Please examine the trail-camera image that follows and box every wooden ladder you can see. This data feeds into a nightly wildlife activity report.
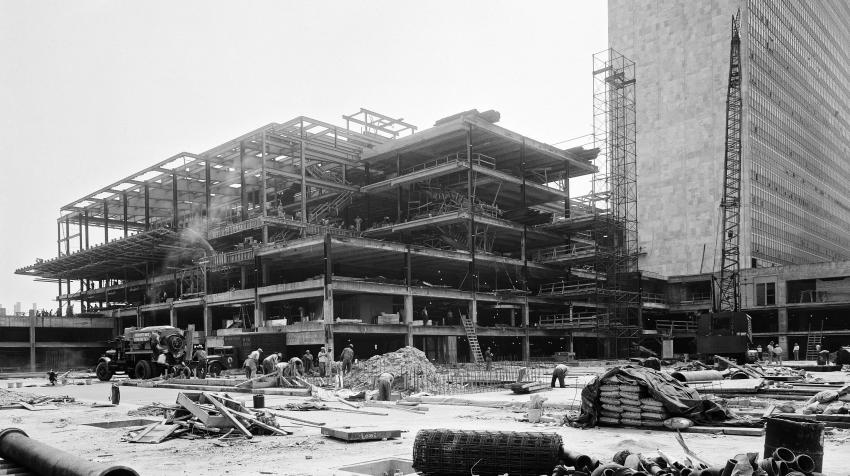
[804,321,824,361]
[461,315,484,363]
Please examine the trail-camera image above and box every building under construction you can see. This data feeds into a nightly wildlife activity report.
[16,51,648,363]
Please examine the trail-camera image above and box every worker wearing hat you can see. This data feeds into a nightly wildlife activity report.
[243,347,262,379]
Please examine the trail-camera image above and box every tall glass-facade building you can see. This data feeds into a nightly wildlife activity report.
[609,0,850,276]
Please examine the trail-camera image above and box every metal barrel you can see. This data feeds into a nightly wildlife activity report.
[0,428,138,476]
[764,417,824,472]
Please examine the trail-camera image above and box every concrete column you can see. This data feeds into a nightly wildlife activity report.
[777,308,788,354]
[323,284,335,359]
[254,303,265,328]
[509,308,516,327]
[261,262,270,285]
[444,336,458,364]
[323,285,334,323]
[404,294,414,347]
[468,299,477,325]
[203,305,213,335]
[169,306,177,327]
[29,313,36,371]
[240,267,247,289]
[521,303,530,362]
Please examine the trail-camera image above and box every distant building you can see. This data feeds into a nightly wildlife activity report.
[609,0,850,276]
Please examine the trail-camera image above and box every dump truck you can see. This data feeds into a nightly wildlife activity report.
[95,325,187,381]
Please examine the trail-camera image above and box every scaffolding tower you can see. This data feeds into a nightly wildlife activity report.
[591,49,641,356]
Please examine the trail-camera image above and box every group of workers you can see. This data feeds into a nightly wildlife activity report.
[241,343,357,380]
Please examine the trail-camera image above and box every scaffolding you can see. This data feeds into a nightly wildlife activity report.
[591,49,641,355]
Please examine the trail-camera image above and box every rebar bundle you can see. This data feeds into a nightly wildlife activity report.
[412,429,562,476]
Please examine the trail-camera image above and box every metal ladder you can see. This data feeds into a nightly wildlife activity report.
[461,315,484,363]
[805,321,824,361]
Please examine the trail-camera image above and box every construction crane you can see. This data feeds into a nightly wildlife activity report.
[697,11,753,363]
[716,9,743,313]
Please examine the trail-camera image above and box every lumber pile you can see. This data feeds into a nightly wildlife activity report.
[510,381,549,394]
[125,392,291,444]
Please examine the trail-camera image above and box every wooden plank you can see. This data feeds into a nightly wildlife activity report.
[224,409,292,436]
[202,392,252,438]
[235,373,271,388]
[262,409,325,427]
[15,402,57,411]
[684,426,763,437]
[130,421,179,443]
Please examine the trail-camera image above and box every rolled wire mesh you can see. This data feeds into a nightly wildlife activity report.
[412,429,562,475]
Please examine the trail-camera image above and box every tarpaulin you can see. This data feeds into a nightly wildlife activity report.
[570,365,732,428]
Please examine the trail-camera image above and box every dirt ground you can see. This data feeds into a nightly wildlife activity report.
[0,377,848,476]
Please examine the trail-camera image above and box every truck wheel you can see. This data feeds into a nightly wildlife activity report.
[95,362,113,382]
[134,360,150,380]
[208,362,223,377]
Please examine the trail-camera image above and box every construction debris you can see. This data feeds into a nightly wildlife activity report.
[124,392,291,444]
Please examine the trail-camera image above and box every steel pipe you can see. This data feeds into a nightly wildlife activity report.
[0,428,138,476]
[669,370,725,382]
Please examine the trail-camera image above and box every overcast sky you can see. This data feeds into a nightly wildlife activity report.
[0,1,607,312]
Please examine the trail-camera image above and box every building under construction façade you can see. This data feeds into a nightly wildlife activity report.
[16,55,645,364]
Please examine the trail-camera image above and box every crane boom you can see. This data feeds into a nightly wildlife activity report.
[717,11,742,313]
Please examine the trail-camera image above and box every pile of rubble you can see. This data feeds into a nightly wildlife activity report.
[346,346,439,391]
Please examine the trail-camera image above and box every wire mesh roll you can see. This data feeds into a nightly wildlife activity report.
[412,429,562,476]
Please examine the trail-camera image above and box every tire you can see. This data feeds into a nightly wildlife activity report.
[208,362,223,377]
[134,360,151,380]
[95,362,113,382]
[167,335,185,352]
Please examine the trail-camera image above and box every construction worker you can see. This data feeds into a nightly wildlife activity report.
[47,369,57,386]
[156,350,170,378]
[192,345,208,378]
[793,342,800,361]
[767,342,775,364]
[484,347,494,371]
[302,349,314,374]
[318,346,329,377]
[773,343,783,365]
[284,357,304,378]
[262,352,281,375]
[275,360,289,377]
[376,372,394,401]
[340,344,354,375]
[243,347,262,379]
[551,364,569,388]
